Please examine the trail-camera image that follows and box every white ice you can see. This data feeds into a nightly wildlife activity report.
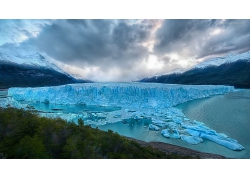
[149,124,160,131]
[181,135,203,145]
[8,83,234,109]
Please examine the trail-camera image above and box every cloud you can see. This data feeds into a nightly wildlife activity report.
[0,20,51,45]
[30,19,158,70]
[153,19,250,60]
[1,19,250,81]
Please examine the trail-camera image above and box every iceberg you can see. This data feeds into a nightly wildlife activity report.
[149,124,160,131]
[161,129,180,139]
[184,125,244,150]
[161,129,170,138]
[181,135,203,145]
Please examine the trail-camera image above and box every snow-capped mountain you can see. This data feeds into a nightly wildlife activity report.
[0,50,91,88]
[140,50,250,88]
[194,50,250,69]
[0,51,67,75]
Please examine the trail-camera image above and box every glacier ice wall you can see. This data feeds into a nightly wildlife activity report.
[8,83,234,109]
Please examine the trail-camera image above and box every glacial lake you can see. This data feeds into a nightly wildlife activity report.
[1,88,250,158]
[96,89,250,159]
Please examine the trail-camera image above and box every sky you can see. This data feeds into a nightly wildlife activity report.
[0,19,250,82]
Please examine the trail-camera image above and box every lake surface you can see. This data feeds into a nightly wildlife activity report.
[0,90,8,97]
[97,89,250,158]
[1,88,250,158]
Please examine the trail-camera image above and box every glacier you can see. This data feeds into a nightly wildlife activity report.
[8,82,234,108]
[2,82,245,151]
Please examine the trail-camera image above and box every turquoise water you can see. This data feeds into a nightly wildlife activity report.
[96,89,250,159]
[0,90,7,98]
[176,89,250,158]
[29,102,121,114]
[2,89,250,158]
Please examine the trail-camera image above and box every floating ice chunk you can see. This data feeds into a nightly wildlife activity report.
[149,124,160,131]
[154,123,167,127]
[161,129,180,139]
[193,120,205,126]
[185,129,202,137]
[218,133,228,138]
[152,119,165,124]
[161,129,170,138]
[184,126,244,150]
[181,135,203,145]
[172,116,182,124]
[0,98,11,107]
[166,122,179,129]
[200,134,244,151]
[170,129,181,138]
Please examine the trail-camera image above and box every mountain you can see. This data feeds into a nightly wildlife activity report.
[70,74,93,83]
[0,51,91,88]
[140,51,250,88]
[194,51,250,69]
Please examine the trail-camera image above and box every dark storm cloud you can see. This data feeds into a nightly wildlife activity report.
[113,21,151,49]
[28,19,155,69]
[154,19,250,59]
[198,20,250,58]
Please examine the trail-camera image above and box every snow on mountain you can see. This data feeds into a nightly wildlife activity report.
[141,50,250,81]
[0,50,67,75]
[161,68,185,76]
[194,50,250,69]
[145,68,185,80]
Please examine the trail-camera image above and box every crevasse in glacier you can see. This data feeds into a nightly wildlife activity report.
[5,82,244,151]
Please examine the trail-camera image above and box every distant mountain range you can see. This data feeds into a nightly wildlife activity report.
[0,51,92,88]
[140,51,250,88]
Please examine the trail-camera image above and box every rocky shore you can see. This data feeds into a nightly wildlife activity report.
[126,137,226,159]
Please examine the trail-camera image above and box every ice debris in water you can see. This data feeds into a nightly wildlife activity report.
[180,135,203,145]
[154,108,244,151]
[2,83,244,151]
[161,129,180,139]
[149,124,160,131]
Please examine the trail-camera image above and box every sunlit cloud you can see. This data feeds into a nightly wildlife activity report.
[210,28,222,36]
[146,55,164,69]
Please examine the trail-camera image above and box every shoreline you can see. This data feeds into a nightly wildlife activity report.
[126,136,226,159]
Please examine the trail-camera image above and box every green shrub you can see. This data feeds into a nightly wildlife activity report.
[0,107,190,159]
